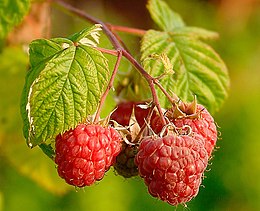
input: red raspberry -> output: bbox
[149,115,164,134]
[110,101,157,129]
[55,123,122,187]
[135,135,208,206]
[110,101,134,126]
[134,104,155,128]
[171,104,217,156]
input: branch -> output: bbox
[94,47,118,56]
[106,24,146,37]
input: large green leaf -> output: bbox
[0,0,30,39]
[141,30,229,113]
[147,0,185,31]
[142,0,229,113]
[21,25,110,148]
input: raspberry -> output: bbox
[134,104,155,128]
[110,101,134,126]
[110,101,157,129]
[149,115,164,134]
[113,142,139,178]
[55,123,122,187]
[171,104,217,156]
[135,135,208,206]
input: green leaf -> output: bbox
[69,24,102,46]
[28,38,71,67]
[141,30,230,113]
[0,0,30,39]
[173,26,219,40]
[146,53,175,77]
[147,0,185,31]
[21,26,109,147]
[115,68,150,102]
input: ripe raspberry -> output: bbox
[110,101,134,126]
[55,123,122,187]
[171,104,217,156]
[149,115,164,134]
[113,142,139,178]
[134,104,154,128]
[110,101,157,129]
[135,135,208,206]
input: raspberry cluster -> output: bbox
[54,100,218,207]
[133,102,218,206]
[110,101,218,206]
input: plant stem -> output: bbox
[54,0,166,125]
[94,50,122,123]
[106,24,146,37]
[95,47,118,56]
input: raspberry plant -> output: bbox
[19,0,230,207]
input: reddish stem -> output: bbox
[106,24,146,37]
[94,47,118,56]
[94,50,123,123]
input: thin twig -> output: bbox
[106,23,146,37]
[122,51,166,125]
[110,31,131,54]
[94,50,123,123]
[94,47,118,56]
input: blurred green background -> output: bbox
[1,0,260,210]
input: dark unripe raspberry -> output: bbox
[55,124,122,187]
[113,142,139,178]
[135,135,208,206]
[172,105,217,156]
